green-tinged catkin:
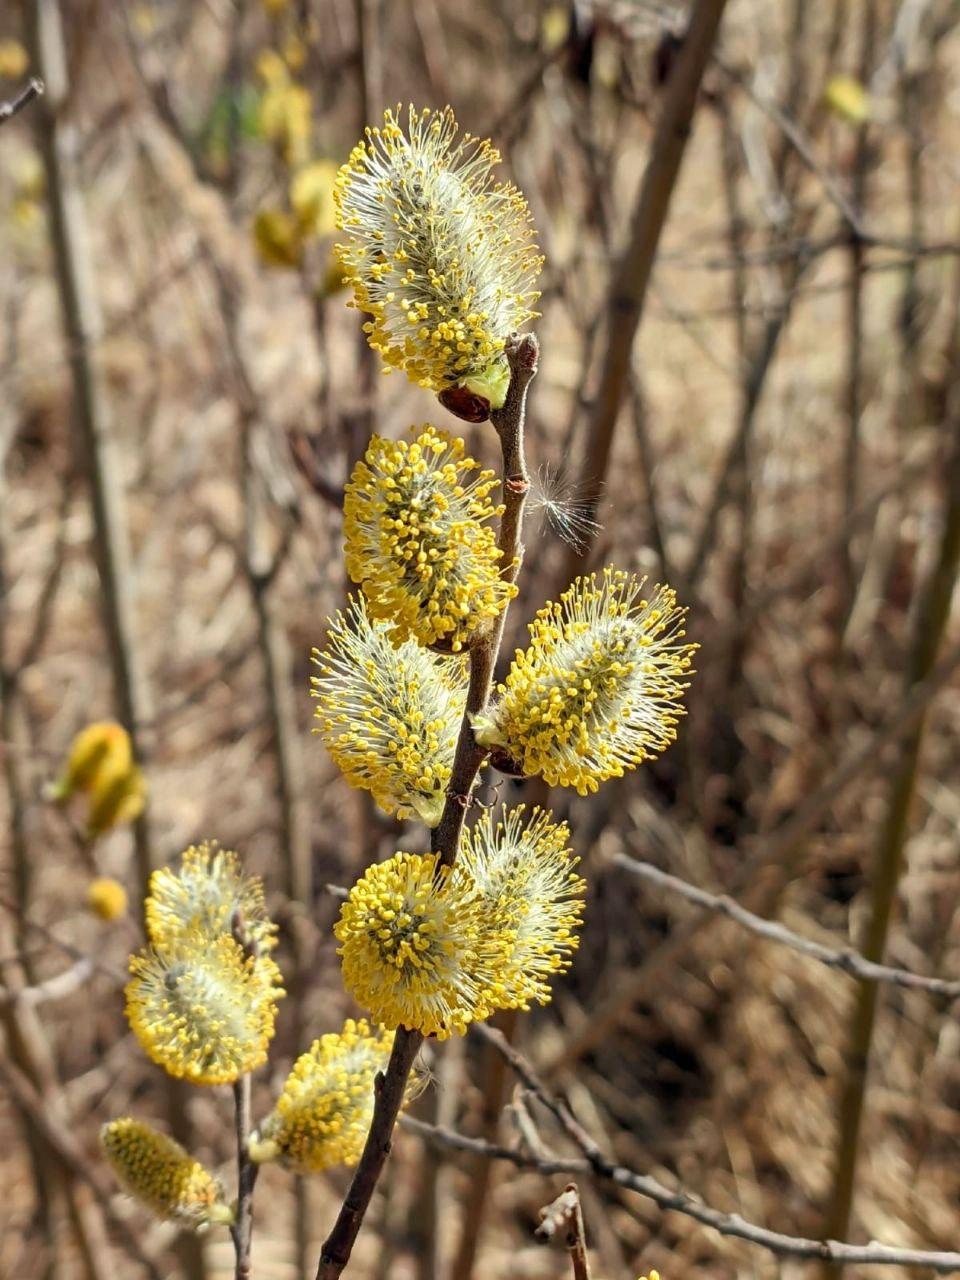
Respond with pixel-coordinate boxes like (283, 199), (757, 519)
(100, 1118), (233, 1230)
(335, 104), (542, 412)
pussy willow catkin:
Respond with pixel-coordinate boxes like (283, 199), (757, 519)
(126, 931), (283, 1085)
(249, 1019), (403, 1173)
(343, 426), (515, 652)
(473, 568), (696, 794)
(146, 840), (277, 953)
(335, 851), (509, 1039)
(335, 105), (542, 417)
(100, 1118), (233, 1230)
(455, 805), (585, 1010)
(311, 594), (467, 825)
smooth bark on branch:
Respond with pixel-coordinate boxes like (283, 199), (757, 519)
(315, 335), (539, 1280)
(231, 1076), (258, 1280)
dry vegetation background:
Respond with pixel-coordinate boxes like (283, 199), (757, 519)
(2, 0), (960, 1277)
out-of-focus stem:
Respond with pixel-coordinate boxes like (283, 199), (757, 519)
(27, 0), (156, 901)
(410, 1035), (463, 1280)
(349, 0), (383, 473)
(27, 11), (208, 1276)
(207, 256), (313, 916)
(837, 0), (877, 634)
(560, 0), (730, 586)
(448, 1008), (518, 1280)
(820, 414), (960, 1277)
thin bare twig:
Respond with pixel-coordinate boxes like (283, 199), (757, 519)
(408, 1024), (960, 1272)
(231, 1075), (257, 1280)
(821, 413), (960, 1274)
(536, 1184), (592, 1280)
(610, 854), (960, 999)
(400, 1116), (960, 1271)
(0, 958), (96, 1010)
(542, 634), (960, 1073)
(449, 1007), (518, 1280)
(0, 77), (44, 125)
(28, 0), (156, 901)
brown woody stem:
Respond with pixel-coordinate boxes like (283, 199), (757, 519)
(315, 334), (539, 1280)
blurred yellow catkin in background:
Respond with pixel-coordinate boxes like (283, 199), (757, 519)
(49, 722), (146, 838)
(87, 877), (129, 921)
(0, 38), (28, 80)
(824, 74), (870, 124)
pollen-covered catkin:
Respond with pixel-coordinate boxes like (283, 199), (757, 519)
(126, 931), (284, 1085)
(146, 841), (277, 953)
(311, 595), (466, 825)
(473, 568), (696, 794)
(455, 806), (585, 1010)
(343, 426), (515, 652)
(100, 1118), (233, 1229)
(334, 104), (542, 413)
(335, 852), (508, 1039)
(249, 1019), (401, 1172)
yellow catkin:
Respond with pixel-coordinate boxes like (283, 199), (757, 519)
(87, 877), (128, 922)
(249, 1019), (399, 1172)
(344, 426), (515, 652)
(145, 841), (277, 954)
(335, 852), (510, 1039)
(86, 763), (146, 837)
(50, 722), (132, 801)
(311, 595), (466, 825)
(256, 56), (311, 166)
(334, 104), (542, 404)
(455, 806), (585, 1011)
(126, 930), (284, 1085)
(100, 1118), (233, 1229)
(290, 160), (339, 235)
(0, 40), (28, 81)
(474, 568), (697, 795)
(253, 208), (303, 268)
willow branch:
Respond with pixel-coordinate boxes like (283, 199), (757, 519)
(611, 854), (960, 999)
(0, 77), (44, 125)
(315, 334), (539, 1280)
(536, 1184), (592, 1280)
(27, 0), (156, 900)
(542, 633), (960, 1074)
(402, 1116), (960, 1272)
(821, 416), (960, 1273)
(231, 1075), (258, 1280)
